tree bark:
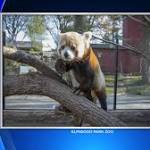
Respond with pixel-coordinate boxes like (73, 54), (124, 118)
(141, 29), (150, 84)
(3, 110), (76, 127)
(74, 16), (86, 33)
(3, 47), (67, 85)
(4, 73), (125, 127)
(3, 109), (150, 127)
(3, 46), (126, 126)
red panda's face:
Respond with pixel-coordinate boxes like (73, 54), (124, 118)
(57, 32), (92, 62)
(58, 43), (78, 61)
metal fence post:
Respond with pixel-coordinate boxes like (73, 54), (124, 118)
(3, 31), (5, 110)
(113, 33), (119, 110)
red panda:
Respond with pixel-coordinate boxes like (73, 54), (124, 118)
(57, 31), (107, 110)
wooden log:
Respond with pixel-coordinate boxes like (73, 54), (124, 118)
(3, 46), (67, 85)
(3, 46), (126, 127)
(111, 109), (150, 127)
(3, 109), (150, 127)
(4, 73), (125, 127)
(3, 110), (76, 127)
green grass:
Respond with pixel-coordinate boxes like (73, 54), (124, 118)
(105, 75), (150, 95)
(106, 87), (114, 94)
(105, 75), (115, 83)
(126, 85), (150, 96)
(106, 87), (126, 95)
(105, 75), (142, 85)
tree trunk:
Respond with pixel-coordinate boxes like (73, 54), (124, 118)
(4, 109), (150, 127)
(3, 46), (67, 85)
(142, 59), (150, 83)
(141, 27), (150, 83)
(3, 46), (126, 126)
(74, 16), (86, 33)
(4, 73), (125, 127)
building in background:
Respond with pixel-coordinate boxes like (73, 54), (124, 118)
(92, 17), (144, 75)
(123, 17), (143, 47)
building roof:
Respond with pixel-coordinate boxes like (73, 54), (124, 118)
(91, 43), (115, 49)
(91, 43), (126, 50)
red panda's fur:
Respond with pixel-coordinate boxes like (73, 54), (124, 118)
(58, 32), (107, 110)
(66, 47), (107, 110)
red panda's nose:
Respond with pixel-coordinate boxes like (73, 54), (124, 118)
(64, 51), (69, 58)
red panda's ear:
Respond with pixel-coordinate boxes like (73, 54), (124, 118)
(60, 33), (64, 36)
(83, 32), (92, 41)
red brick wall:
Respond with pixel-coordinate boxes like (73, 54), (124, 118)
(91, 18), (144, 74)
(93, 48), (142, 74)
(123, 17), (143, 47)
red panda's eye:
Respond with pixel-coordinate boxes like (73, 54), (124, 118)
(61, 45), (65, 49)
(71, 45), (76, 50)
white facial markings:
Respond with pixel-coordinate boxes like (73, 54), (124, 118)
(57, 31), (93, 60)
(60, 46), (75, 61)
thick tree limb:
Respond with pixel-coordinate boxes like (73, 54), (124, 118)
(3, 46), (126, 126)
(3, 110), (76, 127)
(4, 73), (126, 127)
(3, 109), (150, 127)
(3, 46), (67, 84)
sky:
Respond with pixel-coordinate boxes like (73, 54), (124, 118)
(4, 15), (123, 51)
(16, 30), (57, 50)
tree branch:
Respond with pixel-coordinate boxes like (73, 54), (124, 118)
(3, 46), (126, 126)
(4, 73), (125, 127)
(92, 35), (150, 62)
(4, 109), (150, 127)
(127, 15), (149, 26)
(144, 16), (150, 24)
(3, 46), (67, 85)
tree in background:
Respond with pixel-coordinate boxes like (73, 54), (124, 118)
(3, 15), (29, 45)
(3, 15), (46, 51)
(3, 15), (123, 75)
(3, 15), (47, 75)
(45, 15), (100, 46)
(27, 16), (46, 52)
(93, 15), (123, 42)
(3, 15), (30, 75)
(45, 15), (123, 45)
(3, 15), (123, 47)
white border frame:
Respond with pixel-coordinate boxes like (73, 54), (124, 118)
(1, 12), (150, 129)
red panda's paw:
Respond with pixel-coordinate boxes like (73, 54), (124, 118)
(55, 59), (67, 74)
(73, 87), (84, 96)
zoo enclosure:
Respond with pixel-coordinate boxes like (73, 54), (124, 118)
(93, 34), (150, 110)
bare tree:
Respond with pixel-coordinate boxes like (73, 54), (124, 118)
(74, 15), (86, 32)
(45, 15), (99, 46)
(94, 15), (123, 42)
(3, 15), (29, 44)
(44, 15), (74, 47)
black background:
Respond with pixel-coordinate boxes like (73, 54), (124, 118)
(2, 0), (150, 12)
